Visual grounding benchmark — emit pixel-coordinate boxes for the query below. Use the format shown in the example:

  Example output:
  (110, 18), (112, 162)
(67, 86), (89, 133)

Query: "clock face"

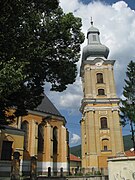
(95, 61), (103, 66)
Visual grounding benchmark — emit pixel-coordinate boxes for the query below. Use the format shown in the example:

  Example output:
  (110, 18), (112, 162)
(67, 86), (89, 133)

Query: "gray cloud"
(70, 133), (81, 145)
(45, 0), (135, 145)
(47, 0), (135, 110)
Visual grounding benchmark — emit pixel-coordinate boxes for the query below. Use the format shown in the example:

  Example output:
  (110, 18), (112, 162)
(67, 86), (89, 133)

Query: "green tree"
(0, 0), (84, 124)
(120, 61), (135, 151)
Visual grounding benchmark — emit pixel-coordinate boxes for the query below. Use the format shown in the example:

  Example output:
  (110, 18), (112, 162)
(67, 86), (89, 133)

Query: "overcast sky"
(45, 0), (135, 147)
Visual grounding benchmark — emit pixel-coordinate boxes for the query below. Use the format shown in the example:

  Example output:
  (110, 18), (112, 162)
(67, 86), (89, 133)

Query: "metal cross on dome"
(91, 17), (93, 26)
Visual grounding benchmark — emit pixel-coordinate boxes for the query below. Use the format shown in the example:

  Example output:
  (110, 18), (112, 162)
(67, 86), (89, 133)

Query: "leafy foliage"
(0, 0), (84, 124)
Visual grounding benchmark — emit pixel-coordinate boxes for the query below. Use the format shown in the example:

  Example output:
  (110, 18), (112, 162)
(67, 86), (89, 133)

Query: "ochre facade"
(0, 95), (69, 176)
(80, 21), (124, 171)
(20, 112), (69, 175)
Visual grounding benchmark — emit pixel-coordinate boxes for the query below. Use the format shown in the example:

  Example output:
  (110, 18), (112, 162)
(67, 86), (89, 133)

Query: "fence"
(0, 161), (11, 177)
(70, 167), (108, 176)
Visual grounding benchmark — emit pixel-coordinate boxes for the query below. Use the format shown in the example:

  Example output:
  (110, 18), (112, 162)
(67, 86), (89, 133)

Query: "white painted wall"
(108, 157), (135, 180)
(37, 161), (68, 173)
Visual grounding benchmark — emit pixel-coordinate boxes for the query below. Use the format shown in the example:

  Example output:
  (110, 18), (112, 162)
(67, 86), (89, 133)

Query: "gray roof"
(82, 44), (109, 61)
(87, 26), (99, 35)
(35, 94), (62, 117)
(82, 24), (109, 61)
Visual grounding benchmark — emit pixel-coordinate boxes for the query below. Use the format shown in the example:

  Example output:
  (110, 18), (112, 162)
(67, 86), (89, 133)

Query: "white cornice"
(80, 98), (120, 112)
(83, 106), (119, 113)
(82, 98), (120, 104)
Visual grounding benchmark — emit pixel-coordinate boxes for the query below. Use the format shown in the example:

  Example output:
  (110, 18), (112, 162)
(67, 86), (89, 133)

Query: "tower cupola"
(82, 20), (109, 61)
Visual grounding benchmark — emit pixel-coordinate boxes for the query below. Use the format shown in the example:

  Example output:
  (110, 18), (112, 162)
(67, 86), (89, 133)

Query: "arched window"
(100, 117), (108, 129)
(21, 121), (29, 150)
(102, 138), (109, 151)
(38, 124), (44, 152)
(53, 127), (58, 173)
(97, 73), (103, 83)
(53, 127), (58, 154)
(98, 89), (105, 95)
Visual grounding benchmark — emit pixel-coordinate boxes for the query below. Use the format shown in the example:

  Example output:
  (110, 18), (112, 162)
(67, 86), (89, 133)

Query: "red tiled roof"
(70, 154), (81, 162)
(125, 149), (135, 157)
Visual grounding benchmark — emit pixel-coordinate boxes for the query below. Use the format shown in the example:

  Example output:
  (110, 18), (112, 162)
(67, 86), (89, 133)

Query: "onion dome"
(82, 20), (109, 61)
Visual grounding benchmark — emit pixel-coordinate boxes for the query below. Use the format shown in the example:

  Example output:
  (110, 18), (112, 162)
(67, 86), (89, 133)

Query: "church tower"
(80, 21), (124, 171)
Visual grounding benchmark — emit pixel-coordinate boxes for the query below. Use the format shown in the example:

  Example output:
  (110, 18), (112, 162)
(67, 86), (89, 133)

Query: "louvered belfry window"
(97, 73), (103, 83)
(100, 117), (108, 129)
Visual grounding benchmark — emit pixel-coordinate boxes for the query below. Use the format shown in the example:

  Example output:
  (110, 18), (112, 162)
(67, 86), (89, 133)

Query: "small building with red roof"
(70, 154), (81, 175)
(125, 148), (135, 157)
